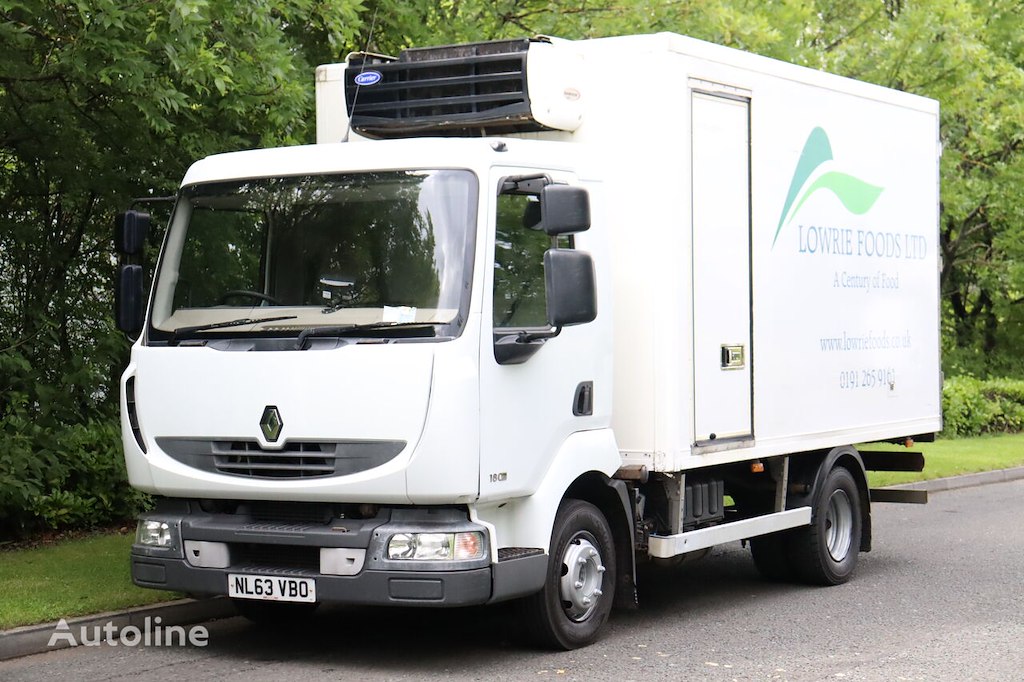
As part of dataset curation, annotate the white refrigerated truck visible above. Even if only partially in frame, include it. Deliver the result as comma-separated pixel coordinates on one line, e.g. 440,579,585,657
116,33,941,649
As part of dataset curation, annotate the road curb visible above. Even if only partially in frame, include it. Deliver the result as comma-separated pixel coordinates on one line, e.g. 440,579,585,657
3,467,1023,661
0,597,236,661
886,465,1024,492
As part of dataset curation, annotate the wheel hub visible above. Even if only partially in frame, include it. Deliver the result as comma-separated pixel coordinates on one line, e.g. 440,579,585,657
825,488,854,562
558,534,606,622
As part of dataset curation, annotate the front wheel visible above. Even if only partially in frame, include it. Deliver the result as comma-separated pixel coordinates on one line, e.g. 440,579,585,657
521,499,616,650
789,466,863,585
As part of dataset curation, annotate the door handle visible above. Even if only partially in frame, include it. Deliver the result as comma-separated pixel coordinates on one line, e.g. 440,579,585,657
721,344,745,370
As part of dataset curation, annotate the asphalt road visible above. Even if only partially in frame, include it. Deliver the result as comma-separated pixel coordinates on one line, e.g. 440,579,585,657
3,480,1022,681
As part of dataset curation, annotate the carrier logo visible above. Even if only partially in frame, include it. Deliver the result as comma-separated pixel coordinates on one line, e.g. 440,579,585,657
772,127,884,247
353,70,382,86
260,406,283,442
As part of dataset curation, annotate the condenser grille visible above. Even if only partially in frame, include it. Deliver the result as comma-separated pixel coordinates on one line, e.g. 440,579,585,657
346,39,550,137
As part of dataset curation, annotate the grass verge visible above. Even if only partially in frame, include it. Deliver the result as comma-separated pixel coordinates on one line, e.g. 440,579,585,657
0,530,182,630
866,432,1024,487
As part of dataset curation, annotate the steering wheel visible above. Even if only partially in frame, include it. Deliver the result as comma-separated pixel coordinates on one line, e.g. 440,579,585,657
219,290,282,306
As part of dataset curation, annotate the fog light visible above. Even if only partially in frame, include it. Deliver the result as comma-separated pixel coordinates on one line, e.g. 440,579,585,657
136,520,173,547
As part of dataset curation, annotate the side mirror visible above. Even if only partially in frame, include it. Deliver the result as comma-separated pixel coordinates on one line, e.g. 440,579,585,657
545,249,597,327
541,185,590,236
116,265,145,334
115,210,151,255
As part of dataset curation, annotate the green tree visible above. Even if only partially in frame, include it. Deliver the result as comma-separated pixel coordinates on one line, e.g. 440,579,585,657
0,0,375,535
797,0,1024,377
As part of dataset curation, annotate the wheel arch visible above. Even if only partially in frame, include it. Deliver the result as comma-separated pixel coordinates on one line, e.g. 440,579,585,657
474,428,631,601
789,445,872,552
565,472,638,610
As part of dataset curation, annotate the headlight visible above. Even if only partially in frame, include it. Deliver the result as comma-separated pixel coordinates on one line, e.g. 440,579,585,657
135,520,174,547
387,531,485,561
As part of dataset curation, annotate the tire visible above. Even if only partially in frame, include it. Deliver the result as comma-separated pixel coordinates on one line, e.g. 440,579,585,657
749,531,794,582
233,599,319,625
736,491,794,582
521,499,616,650
789,466,862,585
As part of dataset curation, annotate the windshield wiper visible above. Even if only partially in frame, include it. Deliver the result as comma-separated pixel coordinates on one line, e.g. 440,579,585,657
296,321,442,350
169,315,298,344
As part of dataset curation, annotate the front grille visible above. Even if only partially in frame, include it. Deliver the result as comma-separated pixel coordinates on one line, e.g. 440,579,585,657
216,440,333,478
346,38,548,138
158,438,406,479
248,501,334,525
232,543,320,572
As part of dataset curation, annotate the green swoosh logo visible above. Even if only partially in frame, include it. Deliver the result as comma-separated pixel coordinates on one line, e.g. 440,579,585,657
788,172,883,221
772,127,883,247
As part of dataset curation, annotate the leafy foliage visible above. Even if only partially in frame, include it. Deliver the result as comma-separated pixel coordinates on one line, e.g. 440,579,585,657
0,405,147,536
0,0,368,537
942,376,1024,437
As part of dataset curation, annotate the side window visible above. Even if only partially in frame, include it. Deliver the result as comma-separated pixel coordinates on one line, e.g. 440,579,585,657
493,183,575,329
493,192,550,328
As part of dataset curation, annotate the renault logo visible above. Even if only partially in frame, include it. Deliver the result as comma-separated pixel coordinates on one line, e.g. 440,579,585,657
260,406,283,442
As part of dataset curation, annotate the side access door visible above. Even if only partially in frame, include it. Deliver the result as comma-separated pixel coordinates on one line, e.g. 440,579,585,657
691,87,753,446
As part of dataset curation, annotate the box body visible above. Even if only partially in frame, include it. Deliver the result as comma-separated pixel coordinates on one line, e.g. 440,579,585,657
548,34,941,472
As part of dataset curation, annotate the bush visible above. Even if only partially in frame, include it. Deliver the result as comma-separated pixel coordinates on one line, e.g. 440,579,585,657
1,339,147,539
942,376,1024,437
39,420,150,529
0,415,148,539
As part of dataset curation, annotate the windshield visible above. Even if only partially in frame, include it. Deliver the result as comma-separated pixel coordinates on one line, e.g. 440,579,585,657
149,170,477,342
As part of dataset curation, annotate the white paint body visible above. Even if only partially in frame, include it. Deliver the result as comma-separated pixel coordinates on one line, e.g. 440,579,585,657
123,33,940,558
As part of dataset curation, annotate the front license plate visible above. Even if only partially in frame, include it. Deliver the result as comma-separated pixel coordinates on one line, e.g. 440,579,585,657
227,574,316,603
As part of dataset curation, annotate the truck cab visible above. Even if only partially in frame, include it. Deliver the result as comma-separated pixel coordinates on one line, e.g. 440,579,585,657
120,137,625,647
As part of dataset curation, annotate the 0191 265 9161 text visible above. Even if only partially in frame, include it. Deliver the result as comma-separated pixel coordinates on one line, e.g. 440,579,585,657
839,367,896,390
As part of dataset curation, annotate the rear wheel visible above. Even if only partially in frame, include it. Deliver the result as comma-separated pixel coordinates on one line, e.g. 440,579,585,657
737,492,794,582
522,499,616,649
749,531,794,581
789,466,862,585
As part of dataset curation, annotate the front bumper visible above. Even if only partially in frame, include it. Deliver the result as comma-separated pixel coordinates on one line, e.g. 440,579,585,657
132,555,493,606
131,499,546,607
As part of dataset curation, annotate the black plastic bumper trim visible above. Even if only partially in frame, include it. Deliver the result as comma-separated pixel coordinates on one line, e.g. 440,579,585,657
132,556,492,607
